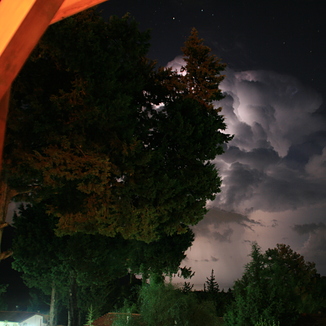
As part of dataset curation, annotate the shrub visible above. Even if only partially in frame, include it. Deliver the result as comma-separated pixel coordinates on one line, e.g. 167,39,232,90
133,282,219,326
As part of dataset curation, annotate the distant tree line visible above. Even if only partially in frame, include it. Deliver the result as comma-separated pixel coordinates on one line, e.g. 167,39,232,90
1,239,325,326
114,244,326,326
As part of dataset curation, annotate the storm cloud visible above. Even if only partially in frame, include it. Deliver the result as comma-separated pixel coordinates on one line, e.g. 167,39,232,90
167,58,326,288
292,222,326,273
292,222,326,235
166,59,326,217
212,69,326,214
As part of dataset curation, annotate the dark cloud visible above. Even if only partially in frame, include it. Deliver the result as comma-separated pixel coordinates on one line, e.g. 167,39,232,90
211,256,219,262
218,162,263,211
271,219,278,228
297,224,326,275
248,170,326,212
305,148,326,180
222,146,280,170
193,207,261,241
194,256,219,263
199,207,260,228
194,259,210,263
212,228,233,243
292,222,326,235
303,229,326,254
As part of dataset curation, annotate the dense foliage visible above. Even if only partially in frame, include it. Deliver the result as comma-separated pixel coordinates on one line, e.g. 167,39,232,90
12,204,131,324
224,243,322,326
4,12,231,243
114,282,219,326
12,202,193,325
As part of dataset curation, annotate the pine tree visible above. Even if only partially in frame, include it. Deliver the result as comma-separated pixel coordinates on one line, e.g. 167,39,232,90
204,269,219,293
181,282,194,293
181,28,226,108
203,269,220,315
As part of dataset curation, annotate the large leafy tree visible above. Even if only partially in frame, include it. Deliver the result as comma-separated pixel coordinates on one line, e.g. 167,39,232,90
5,10,155,240
12,203,131,326
4,12,231,242
12,204,70,325
12,203,193,326
224,243,322,326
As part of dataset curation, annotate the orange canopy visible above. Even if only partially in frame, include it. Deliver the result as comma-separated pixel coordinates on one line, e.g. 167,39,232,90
0,0,108,168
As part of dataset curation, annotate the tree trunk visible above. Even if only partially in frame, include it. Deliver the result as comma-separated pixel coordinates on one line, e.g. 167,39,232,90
0,177,16,259
67,309,70,326
68,271,78,326
49,283,57,326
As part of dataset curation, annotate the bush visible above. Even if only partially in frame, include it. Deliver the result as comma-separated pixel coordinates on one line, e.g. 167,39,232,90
132,282,219,326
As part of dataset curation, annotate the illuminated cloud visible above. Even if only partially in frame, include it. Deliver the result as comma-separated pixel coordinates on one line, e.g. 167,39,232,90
166,55,186,74
211,69,325,214
179,207,260,289
219,70,323,156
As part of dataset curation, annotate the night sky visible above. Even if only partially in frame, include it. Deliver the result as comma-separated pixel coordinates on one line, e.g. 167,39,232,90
98,0,326,289
3,1,325,293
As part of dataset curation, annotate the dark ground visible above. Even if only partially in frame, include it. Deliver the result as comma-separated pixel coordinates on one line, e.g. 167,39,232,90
0,225,30,310
296,313,326,326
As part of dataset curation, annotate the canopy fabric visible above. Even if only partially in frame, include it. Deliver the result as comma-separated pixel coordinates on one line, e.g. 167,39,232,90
0,0,108,168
